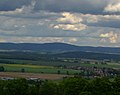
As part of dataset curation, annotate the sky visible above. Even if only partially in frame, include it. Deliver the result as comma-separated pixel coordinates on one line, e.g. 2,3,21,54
0,0,120,47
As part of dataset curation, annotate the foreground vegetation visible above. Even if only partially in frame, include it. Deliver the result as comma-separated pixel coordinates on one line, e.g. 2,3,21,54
0,76,120,95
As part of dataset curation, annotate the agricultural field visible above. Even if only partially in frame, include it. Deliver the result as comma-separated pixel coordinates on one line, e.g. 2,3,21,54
0,51,120,78
0,64,80,75
0,58,81,66
78,63,120,68
0,51,120,70
0,58,120,68
0,72,69,80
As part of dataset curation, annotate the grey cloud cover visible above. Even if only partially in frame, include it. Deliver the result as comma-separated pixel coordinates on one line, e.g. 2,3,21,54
0,0,31,11
0,0,120,47
0,0,115,14
34,0,107,14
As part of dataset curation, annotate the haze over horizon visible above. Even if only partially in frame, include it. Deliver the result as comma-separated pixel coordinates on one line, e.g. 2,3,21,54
0,0,120,47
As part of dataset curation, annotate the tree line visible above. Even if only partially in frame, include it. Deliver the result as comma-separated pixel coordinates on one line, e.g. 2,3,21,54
0,76,120,95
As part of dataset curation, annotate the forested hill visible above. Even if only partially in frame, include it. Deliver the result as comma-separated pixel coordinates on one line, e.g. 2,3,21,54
53,51,120,60
0,50,120,61
0,43,120,54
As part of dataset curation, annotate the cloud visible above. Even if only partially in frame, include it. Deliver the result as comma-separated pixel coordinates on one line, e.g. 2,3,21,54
100,31,118,43
0,19,22,32
57,12,82,24
54,12,120,30
1,0,120,15
0,0,120,47
104,0,120,13
105,3,120,13
0,0,36,15
0,8,23,14
0,0,31,11
80,13,120,28
0,38,6,42
53,24,87,31
68,38,78,43
100,33,110,38
53,12,87,31
7,37,65,43
0,0,111,15
34,0,109,14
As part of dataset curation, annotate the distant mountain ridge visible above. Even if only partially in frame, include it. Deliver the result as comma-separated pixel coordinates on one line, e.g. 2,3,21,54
0,42,120,54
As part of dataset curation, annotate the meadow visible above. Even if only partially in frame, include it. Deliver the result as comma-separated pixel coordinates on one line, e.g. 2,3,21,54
1,58,120,68
0,64,80,75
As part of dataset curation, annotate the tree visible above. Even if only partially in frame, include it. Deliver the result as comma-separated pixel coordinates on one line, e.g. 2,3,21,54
0,66,5,72
87,77,113,95
21,68,25,73
40,81,58,95
80,92,92,95
66,71,69,75
57,70,61,74
4,78,28,95
0,76,119,95
0,80,6,95
113,76,120,95
59,77,88,95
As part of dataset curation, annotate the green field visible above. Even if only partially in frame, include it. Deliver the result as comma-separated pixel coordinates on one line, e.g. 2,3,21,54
1,58,120,69
0,59,120,69
0,59,81,66
0,64,80,75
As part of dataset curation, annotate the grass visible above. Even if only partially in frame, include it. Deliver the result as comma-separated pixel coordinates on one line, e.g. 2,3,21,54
0,59,120,75
0,59,80,66
1,59,120,68
0,64,80,75
1,64,54,68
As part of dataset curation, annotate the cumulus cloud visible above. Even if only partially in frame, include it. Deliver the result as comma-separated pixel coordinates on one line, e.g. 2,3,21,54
104,0,120,13
100,31,118,43
80,13,120,28
53,12,87,31
57,12,82,24
53,24,87,31
104,4,120,13
54,12,120,30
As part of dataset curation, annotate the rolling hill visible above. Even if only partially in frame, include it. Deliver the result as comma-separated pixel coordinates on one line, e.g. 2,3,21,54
0,42,120,54
0,46,120,61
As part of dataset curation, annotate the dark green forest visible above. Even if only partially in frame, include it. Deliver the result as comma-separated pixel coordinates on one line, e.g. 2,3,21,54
0,50,120,61
0,76,120,95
